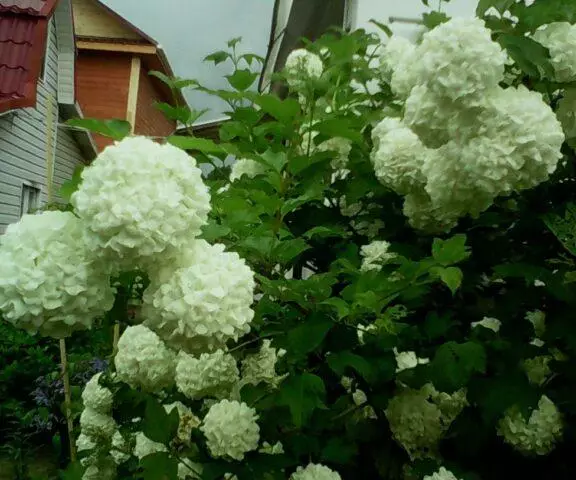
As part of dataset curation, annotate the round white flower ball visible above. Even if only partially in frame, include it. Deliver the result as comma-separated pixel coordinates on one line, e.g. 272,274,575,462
114,325,176,392
175,350,239,400
380,36,416,86
80,407,116,440
533,22,576,82
72,136,211,264
497,395,563,455
0,211,114,338
82,372,113,413
230,158,265,182
370,117,428,195
200,399,260,460
285,48,324,89
424,467,460,480
133,431,167,459
241,339,286,387
290,463,342,480
413,18,507,101
143,240,255,352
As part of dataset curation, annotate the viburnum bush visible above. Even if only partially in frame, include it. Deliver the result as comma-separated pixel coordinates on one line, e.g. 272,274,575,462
4,0,576,479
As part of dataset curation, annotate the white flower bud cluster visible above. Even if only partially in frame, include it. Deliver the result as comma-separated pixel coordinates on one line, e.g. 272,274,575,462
360,240,396,272
290,463,342,480
285,48,324,90
82,373,113,413
532,22,576,83
114,325,176,392
175,349,239,400
72,137,210,265
200,399,260,460
424,467,461,480
385,383,467,459
0,211,114,338
373,19,564,232
143,240,255,353
240,339,287,387
497,395,563,455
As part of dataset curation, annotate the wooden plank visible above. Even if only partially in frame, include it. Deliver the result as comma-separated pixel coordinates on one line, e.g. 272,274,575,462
72,0,143,40
126,56,141,131
76,40,156,54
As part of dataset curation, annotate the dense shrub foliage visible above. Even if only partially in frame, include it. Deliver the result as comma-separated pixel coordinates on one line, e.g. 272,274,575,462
3,1,576,479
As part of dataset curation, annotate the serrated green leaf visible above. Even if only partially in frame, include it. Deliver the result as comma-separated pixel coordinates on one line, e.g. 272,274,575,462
438,266,463,294
327,351,376,383
321,297,350,320
154,102,192,124
431,341,486,392
281,188,323,216
259,149,287,173
287,316,333,358
512,0,576,31
149,70,175,89
476,0,515,16
543,203,576,256
140,452,178,480
369,19,393,37
226,69,259,91
201,222,231,242
304,226,348,239
313,118,364,144
58,165,83,201
167,135,224,154
204,50,229,65
432,234,470,266
253,94,300,123
499,35,554,79
142,397,178,445
65,118,131,140
274,238,310,264
278,373,326,427
227,36,242,48
422,11,449,29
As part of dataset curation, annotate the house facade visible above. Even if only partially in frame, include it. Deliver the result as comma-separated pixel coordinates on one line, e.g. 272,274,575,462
0,0,97,233
72,0,184,151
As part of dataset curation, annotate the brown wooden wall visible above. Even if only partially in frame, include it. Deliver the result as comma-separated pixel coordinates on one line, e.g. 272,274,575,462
76,50,131,151
134,68,176,138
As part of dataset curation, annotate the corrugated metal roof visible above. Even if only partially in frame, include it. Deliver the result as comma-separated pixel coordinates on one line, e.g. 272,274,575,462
0,0,57,113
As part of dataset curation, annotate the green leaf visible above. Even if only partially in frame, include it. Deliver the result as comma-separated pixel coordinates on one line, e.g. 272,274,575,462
253,94,300,123
431,341,486,392
65,118,131,140
140,452,178,480
201,222,231,242
512,0,576,31
304,226,348,239
259,149,287,173
287,316,333,358
313,119,364,144
281,188,323,216
321,437,358,465
58,165,83,201
241,53,264,66
278,373,326,427
369,19,392,37
543,203,576,256
274,238,310,264
154,103,192,124
149,70,175,89
327,351,376,383
438,266,463,295
227,36,242,48
142,397,178,445
476,0,515,16
226,69,259,91
422,11,449,29
167,135,224,154
321,297,350,320
498,35,554,79
204,50,229,65
432,234,470,266
423,311,452,340
59,462,84,480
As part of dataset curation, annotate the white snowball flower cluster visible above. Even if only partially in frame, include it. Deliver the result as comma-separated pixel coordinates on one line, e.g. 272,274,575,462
164,401,201,446
385,383,467,459
360,240,396,272
285,48,324,90
523,355,552,386
424,467,461,480
200,399,260,460
393,348,429,373
379,36,415,86
497,395,563,455
82,373,113,413
471,317,501,333
230,158,265,182
114,325,175,391
72,137,210,264
290,463,342,480
532,22,576,82
372,18,564,232
240,339,287,387
110,431,130,465
143,240,255,352
133,431,167,459
82,457,116,480
175,350,239,400
80,408,117,440
0,211,114,338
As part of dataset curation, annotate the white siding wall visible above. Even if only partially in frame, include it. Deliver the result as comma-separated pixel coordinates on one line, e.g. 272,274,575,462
0,14,86,233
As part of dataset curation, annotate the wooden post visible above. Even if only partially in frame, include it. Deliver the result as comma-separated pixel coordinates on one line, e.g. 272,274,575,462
126,56,141,133
59,339,76,462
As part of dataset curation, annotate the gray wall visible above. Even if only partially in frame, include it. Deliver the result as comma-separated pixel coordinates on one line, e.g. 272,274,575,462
0,12,86,233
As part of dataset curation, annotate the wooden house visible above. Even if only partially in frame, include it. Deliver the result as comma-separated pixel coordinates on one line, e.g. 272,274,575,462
0,0,97,233
71,0,186,151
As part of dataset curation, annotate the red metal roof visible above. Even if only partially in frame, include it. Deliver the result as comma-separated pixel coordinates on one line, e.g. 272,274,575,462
0,0,58,112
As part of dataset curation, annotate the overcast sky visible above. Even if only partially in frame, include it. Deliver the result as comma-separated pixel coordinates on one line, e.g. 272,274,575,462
102,0,274,123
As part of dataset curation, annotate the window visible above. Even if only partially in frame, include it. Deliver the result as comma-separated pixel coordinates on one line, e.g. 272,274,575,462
20,184,41,217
